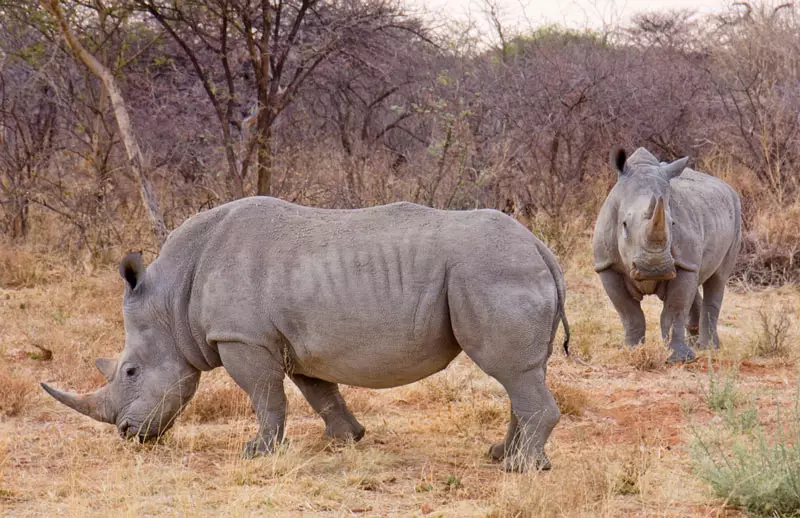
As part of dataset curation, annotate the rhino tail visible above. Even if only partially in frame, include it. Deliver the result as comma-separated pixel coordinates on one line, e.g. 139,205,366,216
536,241,570,356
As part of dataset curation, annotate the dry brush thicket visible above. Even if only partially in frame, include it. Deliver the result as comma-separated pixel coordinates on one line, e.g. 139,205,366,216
1,1,799,284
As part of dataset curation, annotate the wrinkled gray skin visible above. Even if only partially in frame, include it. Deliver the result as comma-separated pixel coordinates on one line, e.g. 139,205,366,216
593,148,741,363
42,197,570,472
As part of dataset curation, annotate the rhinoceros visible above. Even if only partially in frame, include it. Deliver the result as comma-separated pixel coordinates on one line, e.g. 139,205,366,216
41,196,569,471
592,147,741,363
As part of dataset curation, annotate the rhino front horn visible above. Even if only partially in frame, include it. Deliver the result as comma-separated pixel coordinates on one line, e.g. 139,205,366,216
41,383,114,424
647,196,667,245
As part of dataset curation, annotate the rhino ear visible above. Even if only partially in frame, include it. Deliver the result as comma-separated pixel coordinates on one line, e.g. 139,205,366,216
610,148,627,175
95,358,117,382
661,156,689,180
119,251,145,291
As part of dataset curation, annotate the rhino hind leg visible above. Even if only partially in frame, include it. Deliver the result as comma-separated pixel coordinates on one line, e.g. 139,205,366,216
497,368,559,472
488,412,518,461
447,272,559,472
696,274,726,350
687,291,703,345
290,374,365,442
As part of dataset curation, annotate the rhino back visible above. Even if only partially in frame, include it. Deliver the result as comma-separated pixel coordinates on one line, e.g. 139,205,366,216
669,169,741,281
175,198,546,387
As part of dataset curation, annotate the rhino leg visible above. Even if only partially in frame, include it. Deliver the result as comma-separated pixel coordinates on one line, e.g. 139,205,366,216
290,374,365,442
447,274,559,472
687,291,703,344
488,411,518,461
659,270,699,363
599,270,646,347
499,369,559,472
696,274,725,349
218,341,287,457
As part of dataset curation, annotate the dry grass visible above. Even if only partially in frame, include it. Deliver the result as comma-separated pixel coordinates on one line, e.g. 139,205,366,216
623,339,669,372
550,380,590,417
735,201,800,286
2,236,799,516
750,303,794,359
182,377,251,423
0,367,34,417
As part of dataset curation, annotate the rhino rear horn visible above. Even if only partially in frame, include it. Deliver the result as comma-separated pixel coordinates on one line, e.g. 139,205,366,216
41,383,114,424
661,156,689,180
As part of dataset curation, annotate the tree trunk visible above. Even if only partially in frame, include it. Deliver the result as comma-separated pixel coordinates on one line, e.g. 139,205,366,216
10,195,29,240
46,0,168,248
256,121,272,196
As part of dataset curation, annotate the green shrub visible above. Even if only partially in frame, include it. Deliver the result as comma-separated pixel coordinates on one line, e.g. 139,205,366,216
702,357,740,412
692,391,800,516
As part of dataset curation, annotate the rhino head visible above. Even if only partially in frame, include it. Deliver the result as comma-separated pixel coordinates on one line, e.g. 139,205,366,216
41,252,200,442
610,148,689,282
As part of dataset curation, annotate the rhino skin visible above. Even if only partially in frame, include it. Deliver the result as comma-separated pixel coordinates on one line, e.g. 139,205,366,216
593,147,742,363
41,196,570,472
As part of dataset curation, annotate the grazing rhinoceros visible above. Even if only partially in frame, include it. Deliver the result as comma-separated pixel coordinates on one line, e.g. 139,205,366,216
592,148,741,363
41,196,569,472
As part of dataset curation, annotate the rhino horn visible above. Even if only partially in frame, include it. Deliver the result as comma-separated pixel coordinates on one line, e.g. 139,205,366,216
41,382,114,424
644,195,657,219
647,196,667,246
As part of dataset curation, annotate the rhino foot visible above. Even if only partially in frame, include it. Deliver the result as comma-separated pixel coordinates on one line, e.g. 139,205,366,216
323,421,366,443
493,442,552,472
504,453,551,473
488,442,505,461
666,346,696,365
694,341,720,351
242,435,281,458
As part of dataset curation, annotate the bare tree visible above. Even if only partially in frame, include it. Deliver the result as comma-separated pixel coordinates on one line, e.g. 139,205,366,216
45,0,168,247
138,0,427,197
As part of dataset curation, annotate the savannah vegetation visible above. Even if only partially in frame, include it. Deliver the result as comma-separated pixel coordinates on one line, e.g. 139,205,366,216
2,0,800,515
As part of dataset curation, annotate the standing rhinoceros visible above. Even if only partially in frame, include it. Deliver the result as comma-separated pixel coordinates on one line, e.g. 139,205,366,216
593,147,741,363
41,196,569,472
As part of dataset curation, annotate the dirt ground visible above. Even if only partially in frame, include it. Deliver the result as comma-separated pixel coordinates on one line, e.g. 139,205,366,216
1,243,798,517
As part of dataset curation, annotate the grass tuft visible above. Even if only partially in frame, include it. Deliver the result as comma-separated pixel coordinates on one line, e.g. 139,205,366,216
550,380,590,417
624,339,668,371
702,358,740,413
751,304,794,359
0,367,34,417
613,443,652,496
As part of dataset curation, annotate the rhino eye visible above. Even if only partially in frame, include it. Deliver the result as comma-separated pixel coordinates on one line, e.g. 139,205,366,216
622,221,627,230
125,366,138,377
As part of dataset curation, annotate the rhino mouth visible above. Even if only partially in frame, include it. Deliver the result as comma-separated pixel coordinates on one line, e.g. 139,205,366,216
118,421,164,443
630,263,676,281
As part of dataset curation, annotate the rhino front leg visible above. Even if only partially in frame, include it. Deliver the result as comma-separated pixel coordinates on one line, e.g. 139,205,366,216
218,341,287,457
660,270,699,363
696,274,726,349
599,270,646,347
290,374,365,442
